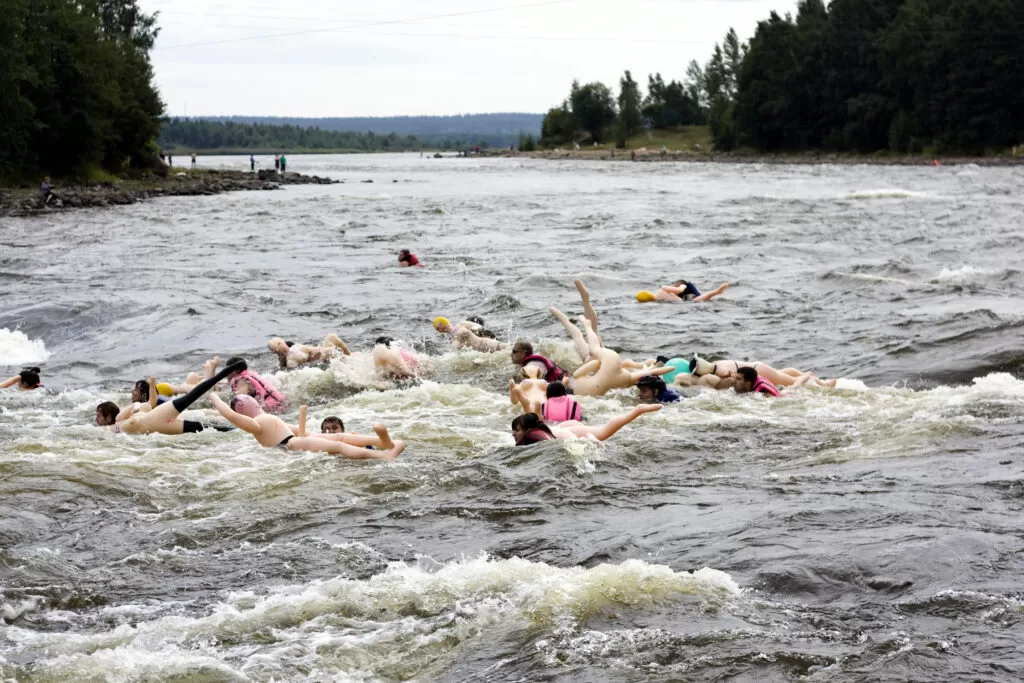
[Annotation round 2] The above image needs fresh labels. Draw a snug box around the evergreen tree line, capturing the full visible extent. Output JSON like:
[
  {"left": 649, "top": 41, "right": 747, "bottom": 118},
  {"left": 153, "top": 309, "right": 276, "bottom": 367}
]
[
  {"left": 0, "top": 0, "right": 164, "bottom": 181},
  {"left": 543, "top": 0, "right": 1023, "bottom": 154},
  {"left": 159, "top": 119, "right": 423, "bottom": 153}
]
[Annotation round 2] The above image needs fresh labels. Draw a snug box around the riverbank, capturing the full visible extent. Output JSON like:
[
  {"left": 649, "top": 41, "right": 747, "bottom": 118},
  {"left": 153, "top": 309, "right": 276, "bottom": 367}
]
[
  {"left": 0, "top": 169, "right": 337, "bottom": 217},
  {"left": 509, "top": 147, "right": 1023, "bottom": 166}
]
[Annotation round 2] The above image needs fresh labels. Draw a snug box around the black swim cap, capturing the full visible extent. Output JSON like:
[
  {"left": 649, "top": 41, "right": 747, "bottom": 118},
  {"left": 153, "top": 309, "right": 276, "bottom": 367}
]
[
  {"left": 637, "top": 375, "right": 666, "bottom": 391},
  {"left": 375, "top": 336, "right": 394, "bottom": 347},
  {"left": 655, "top": 355, "right": 670, "bottom": 364}
]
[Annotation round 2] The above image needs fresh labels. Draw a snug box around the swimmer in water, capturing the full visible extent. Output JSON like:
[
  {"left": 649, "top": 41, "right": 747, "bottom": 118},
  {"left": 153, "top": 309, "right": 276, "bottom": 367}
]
[
  {"left": 433, "top": 317, "right": 505, "bottom": 353},
  {"left": 398, "top": 249, "right": 424, "bottom": 267},
  {"left": 226, "top": 358, "right": 286, "bottom": 412},
  {"left": 96, "top": 364, "right": 242, "bottom": 435},
  {"left": 1, "top": 367, "right": 41, "bottom": 391},
  {"left": 733, "top": 366, "right": 789, "bottom": 396},
  {"left": 511, "top": 404, "right": 660, "bottom": 445},
  {"left": 635, "top": 375, "right": 682, "bottom": 403},
  {"left": 372, "top": 337, "right": 419, "bottom": 379},
  {"left": 635, "top": 279, "right": 731, "bottom": 303},
  {"left": 268, "top": 334, "right": 352, "bottom": 370},
  {"left": 688, "top": 355, "right": 835, "bottom": 388},
  {"left": 321, "top": 416, "right": 344, "bottom": 433},
  {"left": 210, "top": 395, "right": 405, "bottom": 460}
]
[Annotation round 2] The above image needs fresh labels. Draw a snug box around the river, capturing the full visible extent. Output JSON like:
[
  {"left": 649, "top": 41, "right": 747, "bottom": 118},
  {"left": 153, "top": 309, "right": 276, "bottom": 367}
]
[{"left": 1, "top": 154, "right": 1023, "bottom": 681}]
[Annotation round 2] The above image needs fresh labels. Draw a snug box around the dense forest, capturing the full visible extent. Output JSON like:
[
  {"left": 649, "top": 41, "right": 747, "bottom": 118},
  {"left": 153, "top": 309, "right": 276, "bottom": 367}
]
[
  {"left": 159, "top": 119, "right": 422, "bottom": 152},
  {"left": 0, "top": 0, "right": 164, "bottom": 181},
  {"left": 543, "top": 0, "right": 1023, "bottom": 154},
  {"left": 203, "top": 114, "right": 543, "bottom": 149}
]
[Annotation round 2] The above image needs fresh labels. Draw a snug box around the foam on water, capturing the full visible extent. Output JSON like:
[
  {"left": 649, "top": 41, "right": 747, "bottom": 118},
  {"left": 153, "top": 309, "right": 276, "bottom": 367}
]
[
  {"left": 2, "top": 555, "right": 739, "bottom": 681},
  {"left": 0, "top": 328, "right": 51, "bottom": 366},
  {"left": 842, "top": 189, "right": 931, "bottom": 200}
]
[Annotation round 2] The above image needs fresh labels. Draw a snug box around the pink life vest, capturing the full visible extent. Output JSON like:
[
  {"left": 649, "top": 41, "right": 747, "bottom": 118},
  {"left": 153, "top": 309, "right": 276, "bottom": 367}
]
[
  {"left": 231, "top": 369, "right": 285, "bottom": 411},
  {"left": 752, "top": 376, "right": 780, "bottom": 397},
  {"left": 522, "top": 354, "right": 567, "bottom": 383},
  {"left": 542, "top": 395, "right": 582, "bottom": 423}
]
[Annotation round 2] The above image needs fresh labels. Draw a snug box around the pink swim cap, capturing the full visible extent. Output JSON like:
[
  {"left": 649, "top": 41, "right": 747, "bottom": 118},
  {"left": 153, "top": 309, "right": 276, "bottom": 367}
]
[{"left": 230, "top": 394, "right": 261, "bottom": 418}]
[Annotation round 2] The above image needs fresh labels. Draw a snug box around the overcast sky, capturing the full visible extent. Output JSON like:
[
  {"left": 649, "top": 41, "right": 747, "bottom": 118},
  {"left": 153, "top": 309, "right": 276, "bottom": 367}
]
[{"left": 140, "top": 0, "right": 798, "bottom": 117}]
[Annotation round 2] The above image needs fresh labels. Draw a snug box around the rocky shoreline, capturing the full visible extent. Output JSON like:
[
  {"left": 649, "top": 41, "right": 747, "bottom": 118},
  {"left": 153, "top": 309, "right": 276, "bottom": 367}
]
[{"left": 0, "top": 169, "right": 337, "bottom": 217}]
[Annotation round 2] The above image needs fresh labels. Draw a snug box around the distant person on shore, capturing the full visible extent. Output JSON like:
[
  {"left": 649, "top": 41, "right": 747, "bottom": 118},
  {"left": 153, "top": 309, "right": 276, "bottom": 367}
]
[
  {"left": 398, "top": 249, "right": 423, "bottom": 267},
  {"left": 511, "top": 404, "right": 660, "bottom": 446},
  {"left": 280, "top": 154, "right": 287, "bottom": 173},
  {"left": 274, "top": 154, "right": 280, "bottom": 171},
  {"left": 635, "top": 280, "right": 731, "bottom": 304},
  {"left": 250, "top": 154, "right": 255, "bottom": 171},
  {"left": 40, "top": 177, "right": 54, "bottom": 205},
  {"left": 191, "top": 152, "right": 197, "bottom": 169},
  {"left": 267, "top": 334, "right": 352, "bottom": 369},
  {"left": 1, "top": 367, "right": 42, "bottom": 391},
  {"left": 168, "top": 154, "right": 173, "bottom": 167},
  {"left": 210, "top": 395, "right": 405, "bottom": 460}
]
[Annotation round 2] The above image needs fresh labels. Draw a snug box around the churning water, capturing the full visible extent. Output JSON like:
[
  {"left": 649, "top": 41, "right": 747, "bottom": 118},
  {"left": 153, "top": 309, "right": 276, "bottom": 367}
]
[{"left": 1, "top": 155, "right": 1023, "bottom": 681}]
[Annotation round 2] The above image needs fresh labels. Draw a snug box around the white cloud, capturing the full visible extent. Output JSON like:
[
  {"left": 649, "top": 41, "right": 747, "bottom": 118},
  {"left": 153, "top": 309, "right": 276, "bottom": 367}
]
[{"left": 142, "top": 0, "right": 798, "bottom": 116}]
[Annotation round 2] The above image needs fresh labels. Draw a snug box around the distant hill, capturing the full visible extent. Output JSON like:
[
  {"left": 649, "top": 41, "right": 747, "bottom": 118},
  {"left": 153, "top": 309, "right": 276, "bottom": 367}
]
[{"left": 196, "top": 114, "right": 543, "bottom": 149}]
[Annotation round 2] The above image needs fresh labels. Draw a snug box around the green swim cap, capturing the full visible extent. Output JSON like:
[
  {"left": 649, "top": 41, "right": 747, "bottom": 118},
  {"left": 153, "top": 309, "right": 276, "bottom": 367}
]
[{"left": 662, "top": 357, "right": 689, "bottom": 383}]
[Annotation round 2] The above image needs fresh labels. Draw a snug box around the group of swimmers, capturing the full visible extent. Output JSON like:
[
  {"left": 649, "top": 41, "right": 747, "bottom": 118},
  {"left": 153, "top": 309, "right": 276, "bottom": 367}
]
[{"left": 4, "top": 275, "right": 837, "bottom": 457}]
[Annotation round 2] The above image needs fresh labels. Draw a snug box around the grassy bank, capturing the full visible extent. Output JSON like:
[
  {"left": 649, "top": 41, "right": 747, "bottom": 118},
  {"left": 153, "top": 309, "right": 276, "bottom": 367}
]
[{"left": 589, "top": 126, "right": 713, "bottom": 152}]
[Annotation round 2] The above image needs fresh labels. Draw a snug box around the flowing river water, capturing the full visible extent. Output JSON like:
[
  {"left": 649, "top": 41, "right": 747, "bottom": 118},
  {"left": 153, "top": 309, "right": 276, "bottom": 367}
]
[{"left": 1, "top": 155, "right": 1023, "bottom": 681}]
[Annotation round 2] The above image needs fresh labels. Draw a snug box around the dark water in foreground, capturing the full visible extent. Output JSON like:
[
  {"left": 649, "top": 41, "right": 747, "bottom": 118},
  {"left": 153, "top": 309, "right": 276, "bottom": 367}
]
[{"left": 1, "top": 155, "right": 1023, "bottom": 681}]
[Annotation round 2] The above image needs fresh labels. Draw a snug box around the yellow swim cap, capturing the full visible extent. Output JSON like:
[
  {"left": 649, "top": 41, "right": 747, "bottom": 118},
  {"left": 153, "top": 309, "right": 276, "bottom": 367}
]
[
  {"left": 635, "top": 291, "right": 656, "bottom": 303},
  {"left": 156, "top": 382, "right": 174, "bottom": 397},
  {"left": 432, "top": 316, "right": 450, "bottom": 331}
]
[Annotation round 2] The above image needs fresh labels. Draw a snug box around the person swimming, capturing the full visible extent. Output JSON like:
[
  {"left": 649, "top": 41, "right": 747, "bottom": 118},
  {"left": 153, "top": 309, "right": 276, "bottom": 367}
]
[
  {"left": 372, "top": 337, "right": 420, "bottom": 379},
  {"left": 733, "top": 366, "right": 782, "bottom": 396},
  {"left": 433, "top": 317, "right": 505, "bottom": 352},
  {"left": 1, "top": 367, "right": 41, "bottom": 391},
  {"left": 268, "top": 335, "right": 351, "bottom": 370},
  {"left": 226, "top": 357, "right": 286, "bottom": 411},
  {"left": 511, "top": 341, "right": 568, "bottom": 383},
  {"left": 209, "top": 394, "right": 404, "bottom": 460},
  {"left": 511, "top": 404, "right": 661, "bottom": 446},
  {"left": 96, "top": 365, "right": 242, "bottom": 435},
  {"left": 636, "top": 280, "right": 731, "bottom": 303},
  {"left": 635, "top": 375, "right": 682, "bottom": 403},
  {"left": 398, "top": 249, "right": 424, "bottom": 267},
  {"left": 321, "top": 416, "right": 344, "bottom": 433},
  {"left": 541, "top": 381, "right": 583, "bottom": 422}
]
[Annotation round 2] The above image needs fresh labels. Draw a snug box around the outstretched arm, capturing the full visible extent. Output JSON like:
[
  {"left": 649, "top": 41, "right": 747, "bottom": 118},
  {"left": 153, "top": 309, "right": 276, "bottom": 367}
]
[
  {"left": 297, "top": 405, "right": 308, "bottom": 436},
  {"left": 210, "top": 394, "right": 262, "bottom": 434},
  {"left": 0, "top": 376, "right": 18, "bottom": 389},
  {"left": 148, "top": 377, "right": 158, "bottom": 410}
]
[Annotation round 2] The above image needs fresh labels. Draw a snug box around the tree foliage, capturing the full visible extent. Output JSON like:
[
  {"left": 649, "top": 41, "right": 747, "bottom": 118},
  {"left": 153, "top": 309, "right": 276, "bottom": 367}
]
[
  {"left": 539, "top": 0, "right": 1021, "bottom": 154},
  {"left": 569, "top": 81, "right": 617, "bottom": 144},
  {"left": 0, "top": 0, "right": 164, "bottom": 181},
  {"left": 617, "top": 71, "right": 643, "bottom": 143},
  {"left": 159, "top": 119, "right": 422, "bottom": 152},
  {"left": 733, "top": 0, "right": 1023, "bottom": 153}
]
